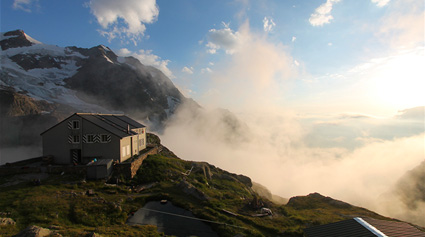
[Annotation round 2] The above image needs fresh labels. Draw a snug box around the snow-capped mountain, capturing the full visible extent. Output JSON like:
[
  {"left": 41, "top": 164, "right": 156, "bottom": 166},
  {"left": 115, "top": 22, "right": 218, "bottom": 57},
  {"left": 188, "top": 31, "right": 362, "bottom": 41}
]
[{"left": 1, "top": 30, "right": 198, "bottom": 130}]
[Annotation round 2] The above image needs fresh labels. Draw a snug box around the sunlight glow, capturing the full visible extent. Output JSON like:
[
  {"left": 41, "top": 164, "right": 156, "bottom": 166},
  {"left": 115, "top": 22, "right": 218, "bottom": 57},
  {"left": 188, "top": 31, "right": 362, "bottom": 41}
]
[{"left": 369, "top": 48, "right": 425, "bottom": 110}]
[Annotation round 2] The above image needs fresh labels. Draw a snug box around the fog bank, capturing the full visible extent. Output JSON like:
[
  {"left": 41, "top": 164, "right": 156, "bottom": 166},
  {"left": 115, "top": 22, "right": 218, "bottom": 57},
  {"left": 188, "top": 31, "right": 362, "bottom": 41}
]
[{"left": 161, "top": 104, "right": 425, "bottom": 226}]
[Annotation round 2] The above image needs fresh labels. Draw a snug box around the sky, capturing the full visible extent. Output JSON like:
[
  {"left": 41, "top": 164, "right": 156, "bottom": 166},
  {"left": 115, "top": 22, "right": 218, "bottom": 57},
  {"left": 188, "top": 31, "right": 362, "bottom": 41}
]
[
  {"left": 1, "top": 0, "right": 424, "bottom": 117},
  {"left": 1, "top": 0, "right": 425, "bottom": 225}
]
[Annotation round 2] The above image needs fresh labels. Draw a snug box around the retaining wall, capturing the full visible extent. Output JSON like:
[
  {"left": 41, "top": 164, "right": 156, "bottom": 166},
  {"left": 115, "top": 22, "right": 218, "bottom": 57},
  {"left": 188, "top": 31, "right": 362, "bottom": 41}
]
[{"left": 114, "top": 146, "right": 159, "bottom": 179}]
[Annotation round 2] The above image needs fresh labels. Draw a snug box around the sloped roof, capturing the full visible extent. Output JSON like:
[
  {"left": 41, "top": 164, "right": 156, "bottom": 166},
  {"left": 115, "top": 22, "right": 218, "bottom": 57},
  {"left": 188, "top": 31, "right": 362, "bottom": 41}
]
[
  {"left": 362, "top": 217, "right": 425, "bottom": 237},
  {"left": 41, "top": 113, "right": 145, "bottom": 138},
  {"left": 304, "top": 217, "right": 425, "bottom": 237}
]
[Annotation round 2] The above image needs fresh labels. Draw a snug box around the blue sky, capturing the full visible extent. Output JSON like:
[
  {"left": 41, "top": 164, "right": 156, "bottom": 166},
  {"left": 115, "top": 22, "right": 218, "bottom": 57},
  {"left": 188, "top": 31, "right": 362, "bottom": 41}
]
[{"left": 1, "top": 0, "right": 424, "bottom": 116}]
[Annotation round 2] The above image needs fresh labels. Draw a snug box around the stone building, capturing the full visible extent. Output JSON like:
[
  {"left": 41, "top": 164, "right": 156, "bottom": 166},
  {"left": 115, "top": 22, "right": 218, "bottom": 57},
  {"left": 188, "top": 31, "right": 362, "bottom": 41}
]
[{"left": 41, "top": 113, "right": 146, "bottom": 164}]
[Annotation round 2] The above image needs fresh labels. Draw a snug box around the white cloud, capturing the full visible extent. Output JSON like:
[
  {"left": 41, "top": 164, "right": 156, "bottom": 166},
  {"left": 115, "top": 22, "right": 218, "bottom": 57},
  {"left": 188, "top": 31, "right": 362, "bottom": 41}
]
[
  {"left": 292, "top": 36, "right": 297, "bottom": 42},
  {"left": 263, "top": 17, "right": 276, "bottom": 32},
  {"left": 377, "top": 0, "right": 424, "bottom": 49},
  {"left": 88, "top": 0, "right": 159, "bottom": 45},
  {"left": 206, "top": 22, "right": 242, "bottom": 55},
  {"left": 12, "top": 0, "right": 38, "bottom": 12},
  {"left": 118, "top": 48, "right": 174, "bottom": 78},
  {"left": 294, "top": 60, "right": 300, "bottom": 66},
  {"left": 182, "top": 66, "right": 194, "bottom": 74},
  {"left": 372, "top": 0, "right": 390, "bottom": 7},
  {"left": 328, "top": 42, "right": 333, "bottom": 46},
  {"left": 309, "top": 0, "right": 341, "bottom": 26},
  {"left": 201, "top": 21, "right": 296, "bottom": 110},
  {"left": 201, "top": 67, "right": 212, "bottom": 74}
]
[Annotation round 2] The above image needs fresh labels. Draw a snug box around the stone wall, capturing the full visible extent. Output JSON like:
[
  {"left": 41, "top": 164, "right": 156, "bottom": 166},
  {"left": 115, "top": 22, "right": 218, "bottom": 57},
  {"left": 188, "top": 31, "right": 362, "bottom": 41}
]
[
  {"left": 114, "top": 146, "right": 158, "bottom": 179},
  {"left": 0, "top": 146, "right": 159, "bottom": 179}
]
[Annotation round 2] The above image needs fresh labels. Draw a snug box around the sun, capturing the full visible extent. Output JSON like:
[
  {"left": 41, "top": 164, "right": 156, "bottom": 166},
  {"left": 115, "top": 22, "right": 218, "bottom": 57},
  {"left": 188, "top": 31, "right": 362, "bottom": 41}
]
[{"left": 370, "top": 48, "right": 425, "bottom": 111}]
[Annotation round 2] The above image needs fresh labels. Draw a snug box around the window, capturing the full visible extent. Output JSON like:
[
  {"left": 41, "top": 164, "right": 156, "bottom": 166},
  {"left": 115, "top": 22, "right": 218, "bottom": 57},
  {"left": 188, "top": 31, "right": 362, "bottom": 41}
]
[
  {"left": 122, "top": 147, "right": 126, "bottom": 157},
  {"left": 72, "top": 135, "right": 80, "bottom": 144},
  {"left": 87, "top": 134, "right": 94, "bottom": 143},
  {"left": 139, "top": 138, "right": 144, "bottom": 146},
  {"left": 72, "top": 120, "right": 80, "bottom": 129},
  {"left": 101, "top": 134, "right": 109, "bottom": 143},
  {"left": 126, "top": 145, "right": 130, "bottom": 156}
]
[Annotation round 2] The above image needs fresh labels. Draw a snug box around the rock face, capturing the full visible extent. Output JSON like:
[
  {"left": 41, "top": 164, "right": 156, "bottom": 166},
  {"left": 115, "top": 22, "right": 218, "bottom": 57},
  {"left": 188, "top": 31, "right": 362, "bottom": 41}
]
[
  {"left": 0, "top": 29, "right": 199, "bottom": 147},
  {"left": 287, "top": 192, "right": 352, "bottom": 209},
  {"left": 178, "top": 180, "right": 210, "bottom": 201},
  {"left": 1, "top": 29, "right": 199, "bottom": 130},
  {"left": 0, "top": 30, "right": 34, "bottom": 50}
]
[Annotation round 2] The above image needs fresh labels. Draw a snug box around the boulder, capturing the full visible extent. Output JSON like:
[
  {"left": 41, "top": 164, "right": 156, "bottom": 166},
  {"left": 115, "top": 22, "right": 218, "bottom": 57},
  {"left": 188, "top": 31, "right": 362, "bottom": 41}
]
[
  {"left": 0, "top": 217, "right": 15, "bottom": 225},
  {"left": 14, "top": 225, "right": 53, "bottom": 237}
]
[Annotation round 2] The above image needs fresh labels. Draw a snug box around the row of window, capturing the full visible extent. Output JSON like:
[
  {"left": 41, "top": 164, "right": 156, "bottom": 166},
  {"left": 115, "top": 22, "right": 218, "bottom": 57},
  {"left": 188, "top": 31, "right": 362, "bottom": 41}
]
[{"left": 68, "top": 134, "right": 110, "bottom": 144}]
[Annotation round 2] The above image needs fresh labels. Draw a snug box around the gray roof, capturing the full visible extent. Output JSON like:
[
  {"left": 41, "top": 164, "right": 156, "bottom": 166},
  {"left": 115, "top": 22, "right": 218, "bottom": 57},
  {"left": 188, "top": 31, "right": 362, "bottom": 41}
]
[
  {"left": 41, "top": 113, "right": 145, "bottom": 139},
  {"left": 86, "top": 159, "right": 114, "bottom": 166},
  {"left": 77, "top": 113, "right": 145, "bottom": 138}
]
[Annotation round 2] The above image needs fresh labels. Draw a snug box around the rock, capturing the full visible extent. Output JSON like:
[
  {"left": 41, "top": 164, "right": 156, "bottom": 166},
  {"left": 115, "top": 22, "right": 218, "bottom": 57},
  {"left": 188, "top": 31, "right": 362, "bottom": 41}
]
[
  {"left": 287, "top": 192, "right": 352, "bottom": 209},
  {"left": 0, "top": 217, "right": 15, "bottom": 225},
  {"left": 14, "top": 225, "right": 52, "bottom": 237},
  {"left": 85, "top": 232, "right": 102, "bottom": 237},
  {"left": 193, "top": 162, "right": 213, "bottom": 180},
  {"left": 178, "top": 180, "right": 210, "bottom": 201}
]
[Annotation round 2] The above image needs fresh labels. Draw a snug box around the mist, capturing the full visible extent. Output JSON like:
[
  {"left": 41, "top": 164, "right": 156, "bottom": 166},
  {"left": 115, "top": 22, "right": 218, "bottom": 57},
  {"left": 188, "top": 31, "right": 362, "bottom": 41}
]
[
  {"left": 161, "top": 20, "right": 424, "bottom": 225},
  {"left": 161, "top": 103, "right": 424, "bottom": 225}
]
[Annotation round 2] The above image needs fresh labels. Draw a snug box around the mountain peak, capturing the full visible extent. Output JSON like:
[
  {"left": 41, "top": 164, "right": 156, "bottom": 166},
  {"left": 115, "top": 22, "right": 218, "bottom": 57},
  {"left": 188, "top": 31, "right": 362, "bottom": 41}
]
[{"left": 1, "top": 29, "right": 42, "bottom": 50}]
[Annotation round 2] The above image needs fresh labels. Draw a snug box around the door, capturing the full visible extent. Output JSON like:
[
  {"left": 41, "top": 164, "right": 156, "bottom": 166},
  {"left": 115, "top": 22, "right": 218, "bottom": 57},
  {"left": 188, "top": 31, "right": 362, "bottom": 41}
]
[{"left": 70, "top": 149, "right": 81, "bottom": 164}]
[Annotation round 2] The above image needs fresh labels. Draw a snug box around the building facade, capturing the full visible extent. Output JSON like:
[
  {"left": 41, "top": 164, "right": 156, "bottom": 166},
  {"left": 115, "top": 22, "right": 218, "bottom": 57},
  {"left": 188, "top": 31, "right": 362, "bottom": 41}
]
[{"left": 41, "top": 113, "right": 146, "bottom": 164}]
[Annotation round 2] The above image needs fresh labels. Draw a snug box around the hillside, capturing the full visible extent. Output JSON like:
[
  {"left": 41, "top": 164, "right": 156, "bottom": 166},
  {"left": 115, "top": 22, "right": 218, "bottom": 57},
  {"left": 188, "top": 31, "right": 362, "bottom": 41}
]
[{"left": 1, "top": 135, "right": 415, "bottom": 237}]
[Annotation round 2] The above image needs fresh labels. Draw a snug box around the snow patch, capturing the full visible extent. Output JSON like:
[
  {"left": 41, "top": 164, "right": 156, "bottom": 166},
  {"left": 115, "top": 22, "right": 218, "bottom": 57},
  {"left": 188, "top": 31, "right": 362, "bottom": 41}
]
[
  {"left": 2, "top": 43, "right": 86, "bottom": 58},
  {"left": 103, "top": 54, "right": 114, "bottom": 64},
  {"left": 100, "top": 45, "right": 111, "bottom": 52},
  {"left": 0, "top": 32, "right": 18, "bottom": 41},
  {"left": 24, "top": 33, "right": 42, "bottom": 44}
]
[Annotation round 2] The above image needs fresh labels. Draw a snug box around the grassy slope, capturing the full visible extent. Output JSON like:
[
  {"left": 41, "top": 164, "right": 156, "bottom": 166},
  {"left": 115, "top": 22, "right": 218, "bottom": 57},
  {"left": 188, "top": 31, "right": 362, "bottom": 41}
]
[{"left": 0, "top": 152, "right": 401, "bottom": 236}]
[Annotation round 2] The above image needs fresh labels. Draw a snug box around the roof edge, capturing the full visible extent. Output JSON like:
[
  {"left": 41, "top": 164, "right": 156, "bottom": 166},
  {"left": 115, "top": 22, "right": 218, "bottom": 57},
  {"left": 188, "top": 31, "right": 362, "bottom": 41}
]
[
  {"left": 76, "top": 113, "right": 125, "bottom": 116},
  {"left": 354, "top": 217, "right": 388, "bottom": 237}
]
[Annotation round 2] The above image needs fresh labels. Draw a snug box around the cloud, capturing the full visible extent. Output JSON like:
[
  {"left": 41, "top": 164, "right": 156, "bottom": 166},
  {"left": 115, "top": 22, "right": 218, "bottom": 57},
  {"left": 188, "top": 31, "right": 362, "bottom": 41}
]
[
  {"left": 118, "top": 48, "right": 174, "bottom": 78},
  {"left": 263, "top": 17, "right": 276, "bottom": 32},
  {"left": 309, "top": 0, "right": 341, "bottom": 26},
  {"left": 162, "top": 103, "right": 425, "bottom": 226},
  {"left": 292, "top": 36, "right": 296, "bottom": 42},
  {"left": 202, "top": 21, "right": 296, "bottom": 110},
  {"left": 377, "top": 0, "right": 424, "bottom": 48},
  {"left": 371, "top": 0, "right": 391, "bottom": 7},
  {"left": 12, "top": 0, "right": 39, "bottom": 12},
  {"left": 88, "top": 0, "right": 159, "bottom": 45},
  {"left": 201, "top": 67, "right": 212, "bottom": 74},
  {"left": 206, "top": 22, "right": 242, "bottom": 55},
  {"left": 182, "top": 66, "right": 194, "bottom": 74}
]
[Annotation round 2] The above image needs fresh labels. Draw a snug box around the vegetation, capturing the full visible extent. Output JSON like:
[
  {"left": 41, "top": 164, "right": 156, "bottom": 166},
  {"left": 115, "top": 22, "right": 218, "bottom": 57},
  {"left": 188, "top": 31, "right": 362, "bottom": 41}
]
[{"left": 0, "top": 152, "right": 399, "bottom": 236}]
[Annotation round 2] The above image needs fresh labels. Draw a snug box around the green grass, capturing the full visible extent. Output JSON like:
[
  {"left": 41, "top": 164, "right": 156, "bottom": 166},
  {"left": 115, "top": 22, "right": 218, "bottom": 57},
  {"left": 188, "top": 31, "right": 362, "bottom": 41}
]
[{"left": 0, "top": 153, "right": 397, "bottom": 236}]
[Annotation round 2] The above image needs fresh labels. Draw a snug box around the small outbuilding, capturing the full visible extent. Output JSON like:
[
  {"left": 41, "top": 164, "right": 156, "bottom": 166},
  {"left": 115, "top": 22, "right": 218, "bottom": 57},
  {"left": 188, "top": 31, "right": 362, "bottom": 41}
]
[
  {"left": 86, "top": 159, "right": 113, "bottom": 180},
  {"left": 41, "top": 113, "right": 146, "bottom": 164}
]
